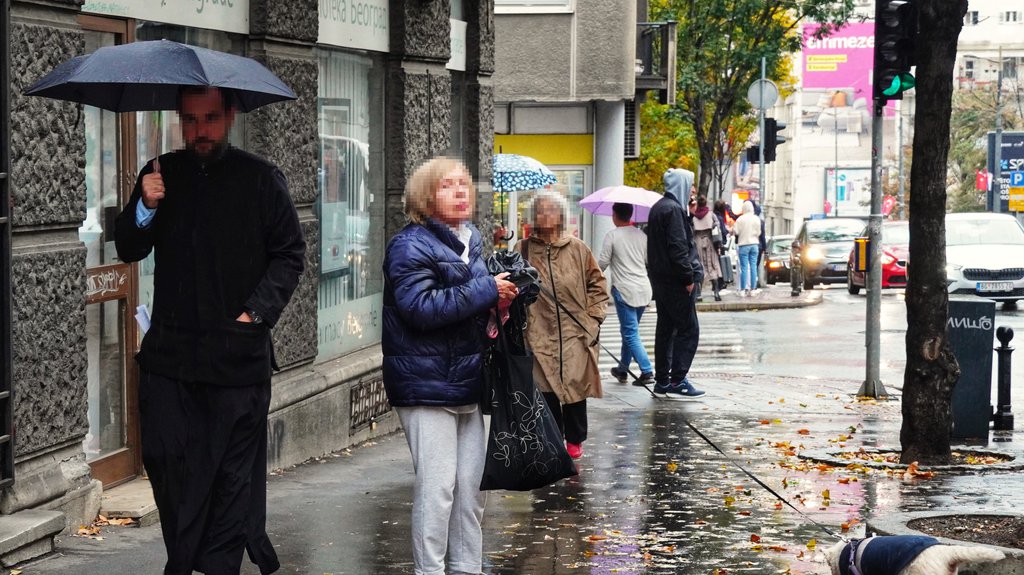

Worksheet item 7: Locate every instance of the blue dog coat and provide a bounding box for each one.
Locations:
[839,536,941,575]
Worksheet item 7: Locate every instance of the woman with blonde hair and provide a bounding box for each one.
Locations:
[383,155,519,575]
[520,190,608,460]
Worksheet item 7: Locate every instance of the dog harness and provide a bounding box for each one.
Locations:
[839,536,941,575]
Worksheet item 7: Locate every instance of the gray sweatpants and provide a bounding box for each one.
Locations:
[396,405,487,575]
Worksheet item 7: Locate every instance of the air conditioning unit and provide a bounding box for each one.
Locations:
[625,99,640,159]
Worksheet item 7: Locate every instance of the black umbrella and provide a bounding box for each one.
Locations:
[24,39,296,112]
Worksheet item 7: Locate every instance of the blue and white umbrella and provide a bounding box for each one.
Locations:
[492,153,558,193]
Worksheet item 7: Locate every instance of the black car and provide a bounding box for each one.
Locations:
[764,234,794,284]
[791,217,865,290]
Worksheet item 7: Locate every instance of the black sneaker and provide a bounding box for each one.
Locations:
[653,379,706,400]
[609,367,628,384]
[632,372,654,386]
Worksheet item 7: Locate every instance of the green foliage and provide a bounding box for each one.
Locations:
[641,0,853,196]
[947,86,1024,212]
[624,95,698,192]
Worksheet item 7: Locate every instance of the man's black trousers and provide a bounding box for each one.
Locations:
[139,371,279,575]
[651,283,700,385]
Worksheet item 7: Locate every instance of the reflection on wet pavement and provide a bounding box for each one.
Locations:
[474,374,1024,575]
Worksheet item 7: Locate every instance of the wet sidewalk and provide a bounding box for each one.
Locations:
[22,369,1024,575]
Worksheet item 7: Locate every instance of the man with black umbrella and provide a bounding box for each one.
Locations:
[115,86,305,575]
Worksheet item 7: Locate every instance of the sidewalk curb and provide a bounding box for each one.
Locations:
[696,290,824,312]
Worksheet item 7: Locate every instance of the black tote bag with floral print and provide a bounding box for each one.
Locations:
[479,318,577,491]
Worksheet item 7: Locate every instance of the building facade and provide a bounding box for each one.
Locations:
[2,0,494,562]
[493,0,636,251]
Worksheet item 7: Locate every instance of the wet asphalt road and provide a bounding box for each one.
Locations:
[23,286,1024,574]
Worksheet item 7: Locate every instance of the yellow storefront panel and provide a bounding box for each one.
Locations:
[494,135,593,166]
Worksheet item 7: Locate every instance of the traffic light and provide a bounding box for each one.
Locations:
[746,146,758,164]
[873,0,918,102]
[764,117,786,163]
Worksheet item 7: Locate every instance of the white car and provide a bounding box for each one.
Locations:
[946,213,1024,303]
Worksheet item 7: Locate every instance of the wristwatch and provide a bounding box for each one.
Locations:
[248,309,264,325]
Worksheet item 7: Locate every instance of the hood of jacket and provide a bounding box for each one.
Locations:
[663,168,695,201]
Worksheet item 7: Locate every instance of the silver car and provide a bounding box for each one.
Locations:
[946,213,1024,303]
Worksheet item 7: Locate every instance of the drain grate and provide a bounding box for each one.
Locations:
[349,377,390,432]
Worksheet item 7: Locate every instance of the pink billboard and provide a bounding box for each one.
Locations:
[802,22,875,93]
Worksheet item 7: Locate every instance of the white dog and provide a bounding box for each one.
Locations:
[825,535,1005,575]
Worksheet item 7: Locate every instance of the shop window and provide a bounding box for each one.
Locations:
[450,71,467,160]
[316,48,386,360]
[506,168,588,246]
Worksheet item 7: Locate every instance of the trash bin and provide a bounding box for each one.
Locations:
[947,295,996,443]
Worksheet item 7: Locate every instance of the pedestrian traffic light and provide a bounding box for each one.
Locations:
[746,146,758,164]
[764,117,786,163]
[873,0,918,102]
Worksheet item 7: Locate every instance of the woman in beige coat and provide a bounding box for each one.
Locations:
[520,190,608,460]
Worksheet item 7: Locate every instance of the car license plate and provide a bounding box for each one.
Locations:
[977,281,1013,293]
[831,263,847,272]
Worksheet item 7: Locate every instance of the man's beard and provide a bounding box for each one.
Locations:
[186,138,228,162]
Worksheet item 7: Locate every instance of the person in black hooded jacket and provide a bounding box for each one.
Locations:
[645,168,706,401]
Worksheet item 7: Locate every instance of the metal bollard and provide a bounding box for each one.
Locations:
[993,326,1015,431]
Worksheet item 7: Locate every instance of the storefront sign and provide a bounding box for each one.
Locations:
[83,0,249,34]
[987,131,1024,212]
[85,264,131,302]
[446,19,466,71]
[318,0,389,52]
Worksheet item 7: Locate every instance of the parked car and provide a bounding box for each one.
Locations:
[764,234,794,285]
[791,217,865,290]
[846,221,910,294]
[946,212,1024,303]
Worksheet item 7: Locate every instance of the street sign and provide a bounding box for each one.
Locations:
[853,237,870,272]
[746,79,779,110]
[1010,171,1024,187]
[1011,187,1024,212]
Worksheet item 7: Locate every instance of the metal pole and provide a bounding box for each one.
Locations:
[994,46,1004,213]
[758,57,765,207]
[834,117,838,217]
[859,98,888,398]
[0,0,13,485]
[993,327,1015,431]
[897,100,905,219]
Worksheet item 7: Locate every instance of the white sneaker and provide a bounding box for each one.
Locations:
[751,289,762,296]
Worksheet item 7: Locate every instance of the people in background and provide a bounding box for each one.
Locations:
[598,202,654,386]
[691,194,723,302]
[733,200,762,297]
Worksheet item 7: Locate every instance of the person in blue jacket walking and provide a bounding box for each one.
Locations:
[382,156,519,575]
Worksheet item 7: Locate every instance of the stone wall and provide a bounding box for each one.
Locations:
[7,1,99,532]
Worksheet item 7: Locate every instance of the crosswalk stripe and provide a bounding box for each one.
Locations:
[596,307,753,374]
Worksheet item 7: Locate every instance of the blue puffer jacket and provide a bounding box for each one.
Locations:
[382,219,498,407]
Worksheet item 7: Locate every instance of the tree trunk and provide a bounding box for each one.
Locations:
[900,0,967,465]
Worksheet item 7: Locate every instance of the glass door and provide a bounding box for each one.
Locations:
[79,16,140,488]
